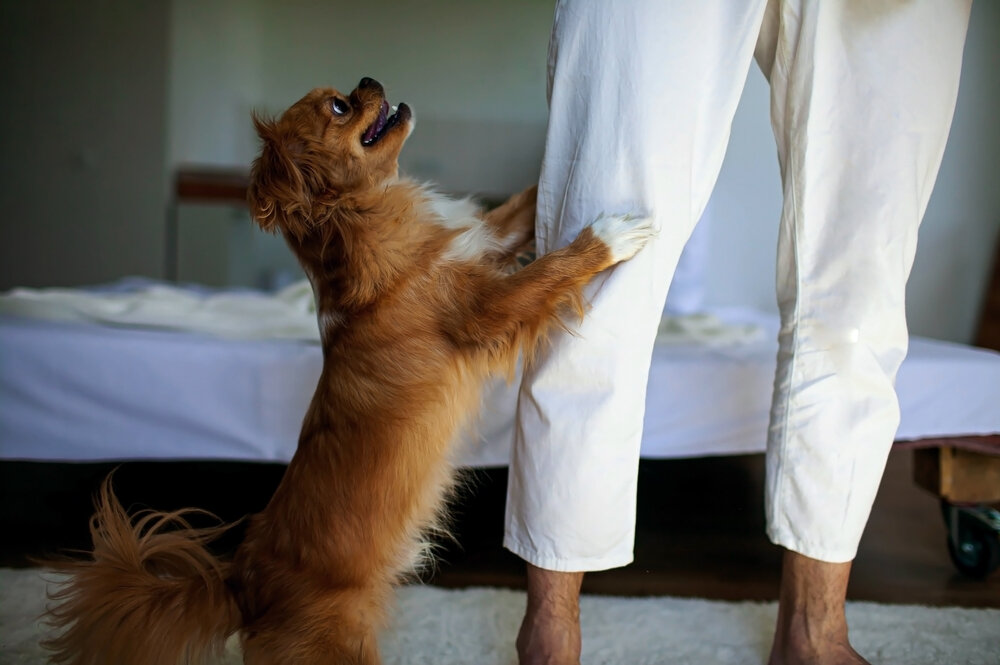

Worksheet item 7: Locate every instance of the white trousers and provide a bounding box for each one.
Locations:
[504,0,971,570]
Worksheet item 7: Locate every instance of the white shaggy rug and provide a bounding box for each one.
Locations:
[1,568,997,664]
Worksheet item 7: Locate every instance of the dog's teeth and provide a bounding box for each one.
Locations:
[391,105,398,113]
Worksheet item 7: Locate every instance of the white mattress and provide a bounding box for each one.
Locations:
[2,308,999,467]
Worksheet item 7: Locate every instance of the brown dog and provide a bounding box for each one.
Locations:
[43,77,654,664]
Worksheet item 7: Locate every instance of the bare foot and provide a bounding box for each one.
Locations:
[516,564,584,665]
[768,550,870,665]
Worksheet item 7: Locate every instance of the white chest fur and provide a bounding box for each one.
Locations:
[423,190,505,263]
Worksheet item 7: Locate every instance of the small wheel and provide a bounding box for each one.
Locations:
[944,509,1000,579]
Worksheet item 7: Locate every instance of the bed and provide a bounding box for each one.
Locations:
[3,167,999,575]
[1,280,998,465]
[2,276,999,574]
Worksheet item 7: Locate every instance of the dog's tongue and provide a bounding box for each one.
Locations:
[363,101,391,143]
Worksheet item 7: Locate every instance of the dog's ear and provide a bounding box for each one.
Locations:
[248,112,314,241]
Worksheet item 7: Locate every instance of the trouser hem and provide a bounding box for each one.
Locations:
[767,526,857,564]
[503,534,634,573]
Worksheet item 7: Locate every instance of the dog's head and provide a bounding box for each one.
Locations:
[248,77,413,240]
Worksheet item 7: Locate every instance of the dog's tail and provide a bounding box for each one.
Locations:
[42,476,242,665]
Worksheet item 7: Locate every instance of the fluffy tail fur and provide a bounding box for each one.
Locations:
[42,476,241,665]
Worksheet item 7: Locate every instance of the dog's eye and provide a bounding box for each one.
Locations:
[331,98,350,116]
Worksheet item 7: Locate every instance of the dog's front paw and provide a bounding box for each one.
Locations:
[590,214,656,264]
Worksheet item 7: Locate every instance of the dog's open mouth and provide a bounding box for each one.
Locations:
[361,101,408,147]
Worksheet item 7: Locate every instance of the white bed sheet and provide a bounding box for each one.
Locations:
[2,308,999,467]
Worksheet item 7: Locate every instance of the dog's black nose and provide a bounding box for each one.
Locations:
[359,77,378,89]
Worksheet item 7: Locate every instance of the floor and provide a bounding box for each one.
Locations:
[1,450,997,608]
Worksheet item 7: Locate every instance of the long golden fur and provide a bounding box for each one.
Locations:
[43,77,653,664]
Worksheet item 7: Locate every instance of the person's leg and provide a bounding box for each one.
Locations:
[516,564,584,665]
[506,2,768,663]
[755,1,971,662]
[771,553,862,665]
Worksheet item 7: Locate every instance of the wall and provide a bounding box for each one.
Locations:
[166,0,554,288]
[167,0,265,170]
[0,0,170,289]
[167,0,999,343]
[167,0,553,192]
[907,0,1000,342]
[1,1,993,344]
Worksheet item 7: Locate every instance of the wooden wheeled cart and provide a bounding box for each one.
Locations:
[907,232,1000,578]
[909,438,1000,578]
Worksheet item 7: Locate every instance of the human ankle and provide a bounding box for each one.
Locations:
[769,550,867,665]
[517,564,584,665]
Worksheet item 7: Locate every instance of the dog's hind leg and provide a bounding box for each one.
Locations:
[240,586,386,665]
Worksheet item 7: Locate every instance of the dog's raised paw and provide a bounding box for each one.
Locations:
[590,214,656,264]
